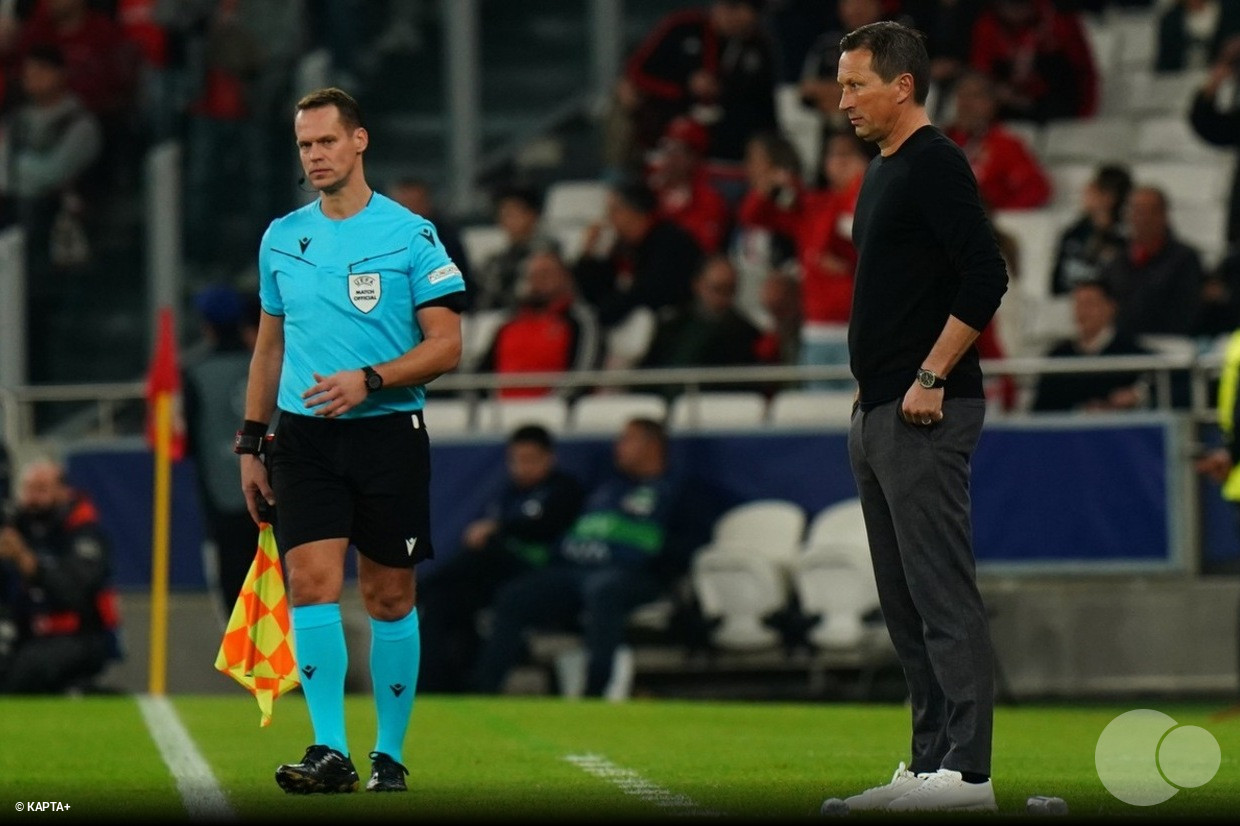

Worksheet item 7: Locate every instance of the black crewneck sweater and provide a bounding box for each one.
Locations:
[849,125,1008,408]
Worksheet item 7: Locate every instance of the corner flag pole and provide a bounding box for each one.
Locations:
[145,306,181,696]
[149,390,172,695]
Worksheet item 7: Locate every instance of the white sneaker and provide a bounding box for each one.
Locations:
[841,762,926,811]
[886,768,997,812]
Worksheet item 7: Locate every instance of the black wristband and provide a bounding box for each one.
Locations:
[234,420,270,456]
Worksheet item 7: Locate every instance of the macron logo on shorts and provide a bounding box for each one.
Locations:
[405,537,418,556]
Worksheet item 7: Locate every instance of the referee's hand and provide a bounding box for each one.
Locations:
[302,370,367,417]
[240,455,275,526]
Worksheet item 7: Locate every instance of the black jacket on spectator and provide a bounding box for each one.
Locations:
[1102,236,1205,339]
[625,8,778,163]
[1032,332,1152,412]
[574,220,703,327]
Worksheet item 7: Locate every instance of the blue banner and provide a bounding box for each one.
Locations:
[65,415,1214,590]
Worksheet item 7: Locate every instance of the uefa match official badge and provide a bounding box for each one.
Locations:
[348,273,381,313]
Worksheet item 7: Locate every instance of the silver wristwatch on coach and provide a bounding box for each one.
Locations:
[916,368,946,389]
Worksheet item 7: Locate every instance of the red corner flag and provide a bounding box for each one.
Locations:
[145,306,186,461]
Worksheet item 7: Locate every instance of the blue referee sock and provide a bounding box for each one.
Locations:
[369,610,421,764]
[291,603,349,756]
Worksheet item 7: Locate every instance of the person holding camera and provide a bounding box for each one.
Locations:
[0,457,120,694]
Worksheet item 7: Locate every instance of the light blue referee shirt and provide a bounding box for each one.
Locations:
[258,192,466,418]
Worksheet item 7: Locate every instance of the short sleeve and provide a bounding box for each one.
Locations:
[257,222,284,316]
[408,218,467,306]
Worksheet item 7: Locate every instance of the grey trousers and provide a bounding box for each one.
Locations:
[848,397,994,775]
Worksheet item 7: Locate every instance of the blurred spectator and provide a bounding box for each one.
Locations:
[1198,247,1240,339]
[900,0,986,121]
[1189,34,1240,246]
[646,116,733,255]
[796,131,872,389]
[0,43,103,383]
[1101,186,1205,340]
[733,130,806,328]
[388,176,474,306]
[798,0,893,141]
[473,183,559,312]
[969,0,1099,122]
[608,0,778,183]
[472,417,681,698]
[638,254,766,395]
[478,248,602,400]
[182,0,306,271]
[1031,280,1152,412]
[754,266,803,369]
[943,69,1051,210]
[1157,0,1240,73]
[1050,163,1132,295]
[573,178,703,328]
[418,424,585,694]
[0,440,9,503]
[770,0,839,83]
[182,284,262,620]
[10,0,139,123]
[0,456,122,693]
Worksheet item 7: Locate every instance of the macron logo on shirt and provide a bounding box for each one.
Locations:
[405,537,418,556]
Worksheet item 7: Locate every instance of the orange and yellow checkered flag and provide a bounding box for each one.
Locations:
[214,522,299,726]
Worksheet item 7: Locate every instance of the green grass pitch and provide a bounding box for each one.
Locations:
[0,695,1237,822]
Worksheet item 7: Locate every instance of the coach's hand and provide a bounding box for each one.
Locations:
[302,370,367,417]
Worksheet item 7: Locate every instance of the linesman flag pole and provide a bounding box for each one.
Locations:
[144,306,185,695]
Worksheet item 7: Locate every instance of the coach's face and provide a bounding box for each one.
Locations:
[295,104,368,194]
[837,48,904,147]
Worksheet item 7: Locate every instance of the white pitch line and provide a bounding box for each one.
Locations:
[137,695,235,822]
[564,753,722,817]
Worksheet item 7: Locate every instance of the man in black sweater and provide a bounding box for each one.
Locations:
[831,21,1007,815]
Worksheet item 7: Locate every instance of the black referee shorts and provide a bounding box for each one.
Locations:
[267,410,434,567]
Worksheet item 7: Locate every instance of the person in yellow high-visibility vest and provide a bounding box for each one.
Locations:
[1196,329,1240,701]
[1195,330,1240,510]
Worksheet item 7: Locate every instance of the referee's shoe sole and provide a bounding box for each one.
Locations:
[275,745,359,794]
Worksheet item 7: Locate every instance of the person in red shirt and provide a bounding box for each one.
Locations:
[480,248,602,400]
[795,131,873,389]
[968,0,1098,122]
[943,70,1051,210]
[646,116,733,255]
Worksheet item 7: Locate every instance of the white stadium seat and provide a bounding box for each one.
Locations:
[421,398,475,437]
[668,392,768,432]
[459,224,508,273]
[710,499,807,568]
[489,396,571,435]
[570,392,667,434]
[1041,117,1134,165]
[543,179,609,228]
[1134,161,1232,210]
[767,389,857,429]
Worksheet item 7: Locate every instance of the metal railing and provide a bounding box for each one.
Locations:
[0,349,1225,451]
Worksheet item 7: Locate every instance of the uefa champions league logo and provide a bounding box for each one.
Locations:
[1095,710,1222,806]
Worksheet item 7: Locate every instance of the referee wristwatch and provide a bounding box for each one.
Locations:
[362,365,384,394]
[916,368,946,390]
